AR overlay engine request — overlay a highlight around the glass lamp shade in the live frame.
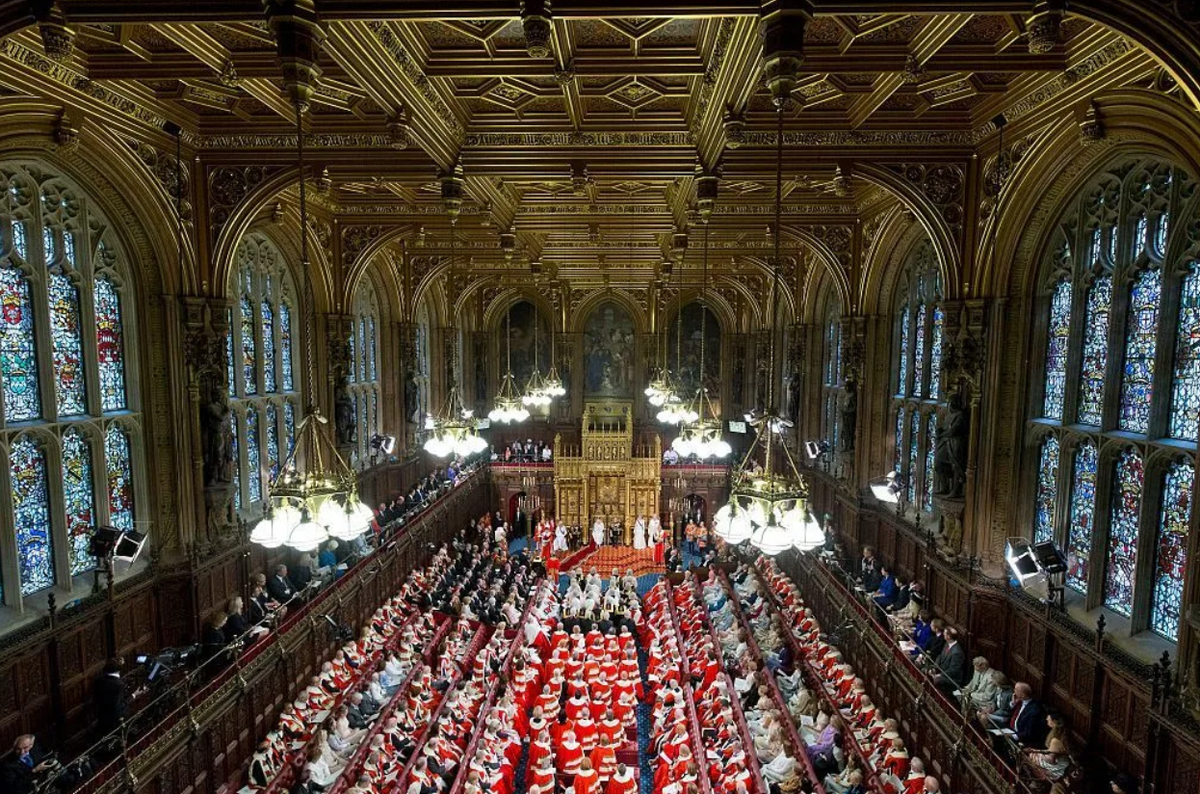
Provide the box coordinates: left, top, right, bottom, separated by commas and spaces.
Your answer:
424, 434, 452, 457
751, 519, 793, 555
711, 438, 732, 458
251, 512, 288, 548
713, 504, 732, 537
671, 434, 695, 458
288, 517, 329, 552
715, 501, 754, 544
317, 498, 350, 538
348, 501, 375, 535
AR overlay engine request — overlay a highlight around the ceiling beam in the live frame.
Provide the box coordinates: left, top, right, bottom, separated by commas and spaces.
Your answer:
845, 13, 971, 129
324, 19, 465, 170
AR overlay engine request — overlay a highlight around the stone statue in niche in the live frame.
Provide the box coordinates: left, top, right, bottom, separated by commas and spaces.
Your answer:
201, 389, 233, 486
404, 369, 420, 423
934, 391, 968, 498
731, 355, 744, 406
334, 373, 356, 445
840, 377, 857, 451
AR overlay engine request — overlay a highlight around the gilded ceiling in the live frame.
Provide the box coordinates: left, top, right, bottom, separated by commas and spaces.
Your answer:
0, 3, 1162, 306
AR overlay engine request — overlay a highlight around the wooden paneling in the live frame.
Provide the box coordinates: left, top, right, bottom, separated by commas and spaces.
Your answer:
805, 468, 1200, 794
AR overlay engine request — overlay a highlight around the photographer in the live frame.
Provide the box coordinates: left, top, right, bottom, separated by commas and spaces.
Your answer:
3, 734, 54, 794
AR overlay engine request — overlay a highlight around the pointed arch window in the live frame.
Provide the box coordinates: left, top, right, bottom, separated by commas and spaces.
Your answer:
1077, 276, 1112, 426
1170, 263, 1200, 441
1104, 448, 1144, 616
923, 417, 936, 513
822, 301, 842, 467
350, 279, 382, 467
48, 272, 85, 416
95, 272, 127, 411
1066, 441, 1098, 593
912, 302, 927, 397
63, 428, 96, 576
1151, 459, 1192, 640
1118, 269, 1161, 434
0, 164, 143, 605
906, 411, 920, 505
227, 234, 300, 511
11, 436, 53, 596
1043, 280, 1072, 420
1033, 435, 1060, 544
929, 307, 944, 400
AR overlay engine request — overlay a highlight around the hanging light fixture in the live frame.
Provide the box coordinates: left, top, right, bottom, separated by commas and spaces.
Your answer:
656, 268, 693, 424
489, 305, 530, 424
423, 170, 489, 459
251, 95, 374, 551
714, 91, 823, 555
671, 210, 731, 460
542, 283, 566, 398
521, 269, 553, 407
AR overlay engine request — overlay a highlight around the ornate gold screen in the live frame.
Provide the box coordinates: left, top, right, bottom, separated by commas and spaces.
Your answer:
553, 401, 661, 534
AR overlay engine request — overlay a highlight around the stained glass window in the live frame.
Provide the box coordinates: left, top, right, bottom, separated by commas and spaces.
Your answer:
280, 302, 294, 392
1077, 276, 1112, 426
11, 436, 54, 595
63, 428, 95, 576
907, 411, 920, 505
0, 265, 41, 421
266, 404, 279, 482
1119, 269, 1161, 433
105, 425, 135, 532
923, 417, 936, 512
347, 328, 357, 384
283, 401, 295, 461
240, 294, 257, 396
1154, 214, 1169, 258
95, 275, 127, 411
895, 407, 905, 477
1104, 448, 1144, 616
1043, 280, 1072, 420
63, 230, 75, 265
1033, 435, 1060, 544
48, 272, 86, 416
368, 316, 377, 381
913, 304, 927, 397
1106, 225, 1118, 262
261, 299, 276, 393
226, 309, 236, 398
897, 305, 910, 396
231, 414, 241, 510
12, 220, 27, 259
1151, 460, 1192, 640
1133, 213, 1148, 257
1066, 441, 1098, 592
929, 307, 944, 401
358, 317, 367, 382
42, 228, 56, 263
246, 407, 261, 503
1170, 264, 1200, 440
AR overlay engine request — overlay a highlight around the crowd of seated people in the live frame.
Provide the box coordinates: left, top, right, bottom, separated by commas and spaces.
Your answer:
519, 574, 645, 794
848, 544, 1070, 790
244, 548, 450, 791
697, 568, 807, 793
494, 438, 553, 463
754, 556, 947, 794
373, 455, 483, 536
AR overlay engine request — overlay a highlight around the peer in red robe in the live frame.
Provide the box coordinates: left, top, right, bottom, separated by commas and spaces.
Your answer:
574, 759, 601, 794
606, 764, 638, 794
589, 736, 617, 781
556, 731, 585, 775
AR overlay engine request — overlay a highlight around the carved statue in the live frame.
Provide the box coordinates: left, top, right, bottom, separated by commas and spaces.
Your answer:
334, 374, 356, 446
201, 390, 233, 486
934, 392, 968, 498
840, 377, 857, 451
786, 371, 801, 422
404, 369, 420, 422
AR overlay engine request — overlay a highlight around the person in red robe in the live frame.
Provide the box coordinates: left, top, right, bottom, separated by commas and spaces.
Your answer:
526, 728, 554, 784
606, 764, 638, 794
574, 758, 601, 794
529, 754, 556, 793
556, 730, 585, 776
589, 734, 617, 782
575, 708, 599, 752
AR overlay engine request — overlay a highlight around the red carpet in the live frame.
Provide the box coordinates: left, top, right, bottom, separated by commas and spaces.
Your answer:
560, 545, 661, 577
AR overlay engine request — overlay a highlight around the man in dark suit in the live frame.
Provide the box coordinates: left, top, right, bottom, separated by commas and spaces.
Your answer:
2, 734, 53, 794
1007, 682, 1048, 747
93, 658, 130, 736
267, 564, 296, 604
922, 618, 947, 662
931, 627, 969, 693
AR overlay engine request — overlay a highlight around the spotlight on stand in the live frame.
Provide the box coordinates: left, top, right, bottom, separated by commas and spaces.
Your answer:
804, 440, 829, 461
868, 472, 901, 504
1006, 537, 1068, 609
370, 434, 396, 455
89, 525, 149, 564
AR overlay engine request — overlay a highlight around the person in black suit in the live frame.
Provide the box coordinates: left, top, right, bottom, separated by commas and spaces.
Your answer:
1006, 682, 1049, 747
201, 613, 230, 666
931, 627, 969, 693
857, 546, 881, 592
93, 658, 130, 736
224, 596, 249, 642
267, 564, 297, 604
922, 618, 947, 662
2, 734, 53, 794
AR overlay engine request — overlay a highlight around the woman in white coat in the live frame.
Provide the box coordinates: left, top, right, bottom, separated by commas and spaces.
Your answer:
633, 515, 646, 550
